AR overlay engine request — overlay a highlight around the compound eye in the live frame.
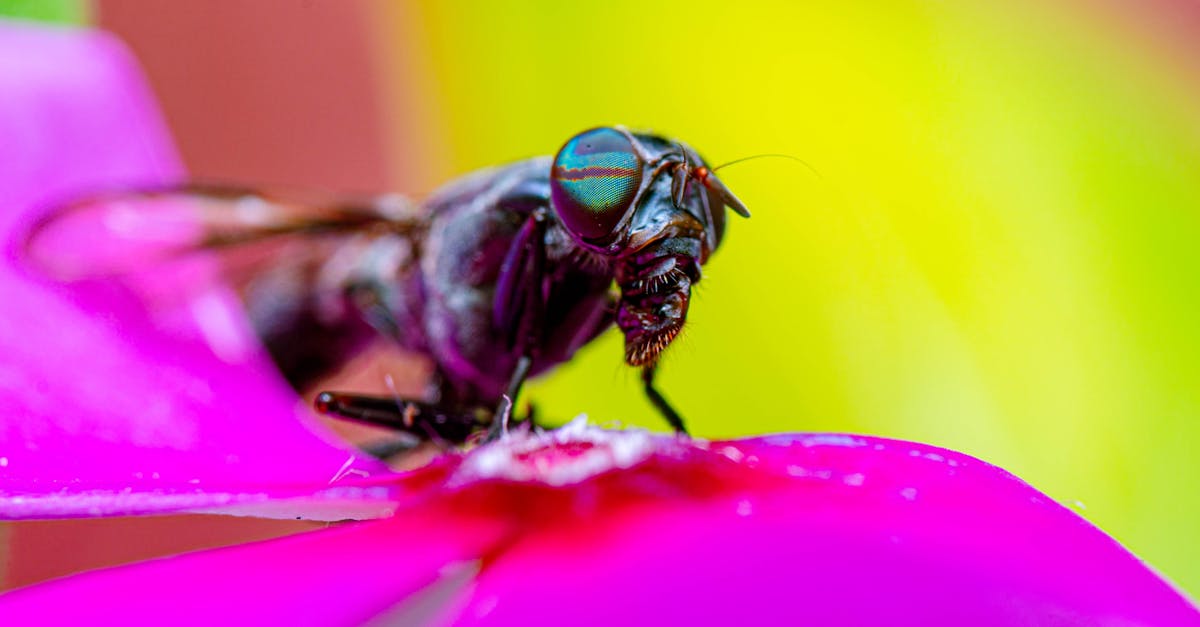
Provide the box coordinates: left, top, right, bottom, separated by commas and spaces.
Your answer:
550, 127, 643, 242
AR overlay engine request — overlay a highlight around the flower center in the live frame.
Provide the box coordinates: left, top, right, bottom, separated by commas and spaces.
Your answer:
451, 418, 660, 487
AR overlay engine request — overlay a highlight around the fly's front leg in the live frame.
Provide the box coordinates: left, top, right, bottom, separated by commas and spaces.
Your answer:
489, 209, 549, 439
642, 365, 689, 435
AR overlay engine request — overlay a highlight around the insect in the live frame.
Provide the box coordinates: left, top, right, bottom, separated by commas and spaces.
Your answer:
24, 126, 749, 444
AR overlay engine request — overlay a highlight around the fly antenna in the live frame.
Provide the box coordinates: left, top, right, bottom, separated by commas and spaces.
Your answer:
712, 153, 823, 180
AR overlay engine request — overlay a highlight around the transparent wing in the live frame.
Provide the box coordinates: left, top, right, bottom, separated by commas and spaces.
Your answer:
21, 185, 430, 384
22, 184, 426, 284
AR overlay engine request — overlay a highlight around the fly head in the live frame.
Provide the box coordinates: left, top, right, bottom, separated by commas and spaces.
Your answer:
547, 126, 750, 366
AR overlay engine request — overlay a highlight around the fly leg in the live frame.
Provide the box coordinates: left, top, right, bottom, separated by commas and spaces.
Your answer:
315, 392, 486, 446
325, 282, 489, 449
488, 210, 549, 441
642, 365, 689, 435
484, 354, 533, 441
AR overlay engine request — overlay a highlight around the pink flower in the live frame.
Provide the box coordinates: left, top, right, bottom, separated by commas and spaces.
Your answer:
0, 22, 1196, 625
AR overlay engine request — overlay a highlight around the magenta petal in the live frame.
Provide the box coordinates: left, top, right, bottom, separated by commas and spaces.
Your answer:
0, 513, 512, 625
0, 23, 397, 521
4, 428, 1193, 625
456, 432, 1200, 625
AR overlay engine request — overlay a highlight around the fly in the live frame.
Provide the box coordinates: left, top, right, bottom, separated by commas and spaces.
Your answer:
24, 126, 750, 445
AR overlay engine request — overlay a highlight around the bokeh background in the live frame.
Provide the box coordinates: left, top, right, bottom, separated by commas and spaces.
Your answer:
3, 0, 1199, 598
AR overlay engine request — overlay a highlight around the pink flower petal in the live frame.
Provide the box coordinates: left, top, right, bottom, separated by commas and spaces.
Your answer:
0, 23, 399, 521
457, 431, 1200, 625
1, 427, 1194, 625
0, 510, 510, 625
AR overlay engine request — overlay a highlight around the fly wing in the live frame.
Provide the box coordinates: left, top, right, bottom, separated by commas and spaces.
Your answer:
22, 185, 430, 387
23, 184, 426, 284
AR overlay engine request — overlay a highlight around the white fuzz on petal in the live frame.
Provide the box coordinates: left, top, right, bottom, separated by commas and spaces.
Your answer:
451, 417, 668, 487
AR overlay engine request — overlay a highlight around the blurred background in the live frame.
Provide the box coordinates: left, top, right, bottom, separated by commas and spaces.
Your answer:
3, 0, 1199, 598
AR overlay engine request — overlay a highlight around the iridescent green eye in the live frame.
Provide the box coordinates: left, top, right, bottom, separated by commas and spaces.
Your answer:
550, 127, 643, 242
